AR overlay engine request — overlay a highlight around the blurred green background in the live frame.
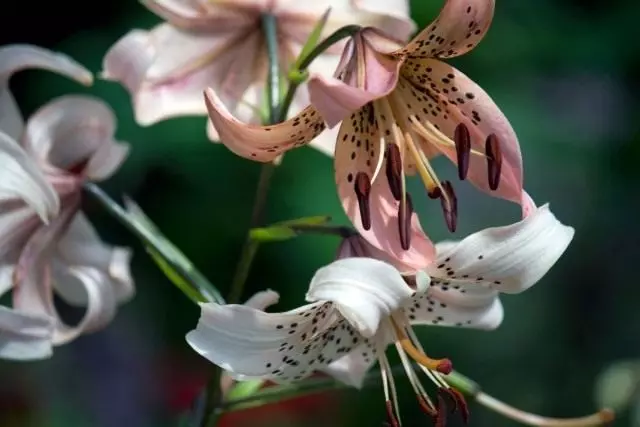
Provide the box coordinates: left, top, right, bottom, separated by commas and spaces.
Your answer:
2, 0, 640, 426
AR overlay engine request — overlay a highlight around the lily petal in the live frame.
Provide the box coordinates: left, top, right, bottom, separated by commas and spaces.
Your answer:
55, 213, 134, 303
0, 44, 92, 140
322, 342, 377, 388
427, 204, 574, 294
204, 88, 326, 161
102, 24, 261, 126
0, 305, 54, 361
306, 258, 413, 338
409, 290, 503, 330
0, 206, 41, 261
187, 300, 369, 383
0, 131, 58, 221
308, 29, 403, 127
142, 0, 257, 31
244, 289, 280, 311
23, 95, 124, 177
399, 59, 524, 210
397, 0, 495, 59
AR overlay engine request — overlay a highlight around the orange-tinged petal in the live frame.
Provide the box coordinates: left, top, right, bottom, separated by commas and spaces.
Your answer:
399, 58, 523, 210
396, 0, 494, 59
334, 105, 435, 268
204, 88, 326, 162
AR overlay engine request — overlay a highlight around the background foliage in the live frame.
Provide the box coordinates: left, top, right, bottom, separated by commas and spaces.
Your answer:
2, 0, 640, 426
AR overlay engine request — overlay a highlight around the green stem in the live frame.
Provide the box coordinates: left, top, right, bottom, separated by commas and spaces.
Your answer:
289, 224, 356, 238
262, 13, 281, 123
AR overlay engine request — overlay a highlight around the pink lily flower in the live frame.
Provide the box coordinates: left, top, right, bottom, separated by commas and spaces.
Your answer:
101, 0, 416, 156
0, 45, 133, 360
205, 0, 533, 269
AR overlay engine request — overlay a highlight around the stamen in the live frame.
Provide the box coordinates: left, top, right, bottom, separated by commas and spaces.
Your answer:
379, 352, 402, 426
398, 192, 413, 250
385, 144, 403, 201
435, 392, 448, 427
354, 172, 372, 230
402, 131, 442, 197
439, 181, 458, 233
454, 124, 471, 180
427, 186, 442, 199
391, 319, 452, 374
485, 134, 502, 191
385, 400, 400, 427
449, 388, 470, 424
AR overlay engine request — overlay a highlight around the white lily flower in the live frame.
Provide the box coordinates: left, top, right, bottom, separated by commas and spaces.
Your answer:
0, 45, 133, 361
187, 205, 574, 424
101, 0, 416, 156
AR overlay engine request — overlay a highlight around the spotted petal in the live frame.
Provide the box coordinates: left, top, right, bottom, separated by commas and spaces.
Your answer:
0, 44, 92, 140
427, 204, 574, 294
322, 341, 378, 388
399, 59, 526, 213
306, 258, 413, 338
396, 0, 495, 59
23, 95, 128, 180
205, 88, 326, 161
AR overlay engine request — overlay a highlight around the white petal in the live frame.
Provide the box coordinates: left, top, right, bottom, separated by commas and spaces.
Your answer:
55, 213, 134, 303
408, 290, 504, 330
186, 301, 369, 383
50, 265, 118, 345
244, 289, 280, 311
0, 305, 54, 360
0, 131, 58, 221
306, 258, 413, 338
322, 342, 378, 388
0, 206, 41, 261
428, 205, 575, 294
85, 140, 130, 181
23, 95, 123, 179
0, 44, 92, 140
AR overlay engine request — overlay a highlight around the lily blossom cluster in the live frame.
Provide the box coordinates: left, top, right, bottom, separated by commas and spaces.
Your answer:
187, 206, 575, 425
0, 45, 133, 360
102, 0, 416, 156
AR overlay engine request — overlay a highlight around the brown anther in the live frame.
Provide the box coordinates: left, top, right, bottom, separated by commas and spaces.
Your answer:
434, 393, 448, 427
354, 172, 372, 230
439, 388, 458, 414
385, 400, 400, 427
439, 181, 458, 233
417, 396, 438, 417
385, 144, 403, 201
398, 193, 413, 250
454, 123, 471, 180
485, 134, 502, 191
427, 186, 442, 199
449, 388, 470, 424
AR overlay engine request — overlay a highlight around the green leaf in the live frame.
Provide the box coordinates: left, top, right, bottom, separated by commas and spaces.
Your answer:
146, 247, 206, 304
275, 215, 331, 227
226, 379, 265, 401
292, 8, 331, 71
250, 226, 298, 242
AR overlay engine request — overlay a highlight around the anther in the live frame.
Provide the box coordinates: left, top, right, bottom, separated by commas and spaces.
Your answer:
449, 388, 469, 424
398, 193, 413, 250
439, 181, 458, 233
385, 144, 403, 201
435, 393, 448, 427
454, 124, 471, 180
485, 134, 502, 191
354, 172, 372, 230
385, 400, 400, 427
418, 396, 438, 418
427, 186, 442, 199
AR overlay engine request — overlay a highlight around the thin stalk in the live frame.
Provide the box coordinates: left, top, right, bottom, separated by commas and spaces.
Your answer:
289, 224, 356, 238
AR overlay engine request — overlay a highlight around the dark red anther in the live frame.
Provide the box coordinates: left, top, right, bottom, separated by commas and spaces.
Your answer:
427, 186, 442, 199
398, 193, 413, 250
439, 181, 458, 233
485, 134, 502, 191
354, 172, 372, 230
434, 393, 448, 427
385, 400, 400, 427
449, 388, 470, 424
417, 396, 438, 418
454, 123, 471, 180
385, 144, 403, 201
439, 388, 458, 414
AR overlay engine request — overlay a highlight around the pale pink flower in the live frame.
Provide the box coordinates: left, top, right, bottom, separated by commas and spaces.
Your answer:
101, 0, 416, 156
205, 0, 533, 268
0, 45, 133, 360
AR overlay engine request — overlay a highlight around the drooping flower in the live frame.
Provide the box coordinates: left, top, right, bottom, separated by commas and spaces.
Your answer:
187, 206, 574, 424
204, 0, 530, 268
0, 45, 133, 360
101, 0, 416, 156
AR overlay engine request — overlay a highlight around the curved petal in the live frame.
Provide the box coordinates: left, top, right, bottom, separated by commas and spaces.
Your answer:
399, 59, 524, 210
85, 139, 130, 181
396, 0, 494, 59
0, 131, 58, 221
102, 25, 262, 126
334, 115, 436, 270
186, 301, 368, 383
306, 258, 413, 338
427, 205, 574, 294
409, 290, 503, 330
321, 341, 378, 388
23, 96, 123, 178
0, 305, 54, 360
55, 212, 134, 303
0, 206, 41, 260
308, 30, 403, 127
0, 44, 92, 140
142, 0, 258, 31
205, 88, 326, 161
50, 265, 118, 345
244, 289, 280, 311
